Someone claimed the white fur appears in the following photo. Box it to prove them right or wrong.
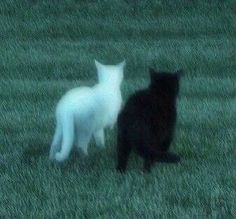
[49,60,125,162]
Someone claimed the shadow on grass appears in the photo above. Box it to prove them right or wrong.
[21,141,197,174]
[21,141,99,172]
[21,143,49,165]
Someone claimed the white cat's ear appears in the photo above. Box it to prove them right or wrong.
[117,60,126,69]
[94,59,104,70]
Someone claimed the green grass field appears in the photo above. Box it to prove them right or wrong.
[0,0,235,218]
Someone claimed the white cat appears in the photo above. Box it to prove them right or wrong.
[49,60,125,162]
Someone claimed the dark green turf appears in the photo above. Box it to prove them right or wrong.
[0,0,235,218]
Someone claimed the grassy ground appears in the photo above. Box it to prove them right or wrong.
[0,0,235,218]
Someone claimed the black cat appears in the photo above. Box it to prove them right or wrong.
[117,68,183,173]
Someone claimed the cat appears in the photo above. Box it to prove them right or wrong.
[117,68,182,172]
[49,60,125,162]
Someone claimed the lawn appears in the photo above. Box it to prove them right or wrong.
[0,0,235,218]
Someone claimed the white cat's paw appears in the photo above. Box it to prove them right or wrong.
[55,152,66,162]
[96,138,105,148]
[81,148,88,156]
[109,124,115,130]
[49,153,55,161]
[98,140,105,148]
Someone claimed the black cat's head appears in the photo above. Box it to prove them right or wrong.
[149,68,183,98]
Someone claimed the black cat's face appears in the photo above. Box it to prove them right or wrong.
[149,68,183,98]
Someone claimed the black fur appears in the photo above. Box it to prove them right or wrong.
[117,68,183,173]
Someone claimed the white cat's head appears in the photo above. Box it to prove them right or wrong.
[94,60,125,87]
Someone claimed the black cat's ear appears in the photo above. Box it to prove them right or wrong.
[149,68,156,81]
[176,69,184,78]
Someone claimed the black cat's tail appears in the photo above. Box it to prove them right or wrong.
[153,152,181,163]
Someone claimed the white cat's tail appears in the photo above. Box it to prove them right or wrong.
[52,113,75,162]
[49,119,62,160]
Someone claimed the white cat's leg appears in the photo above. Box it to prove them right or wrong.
[93,129,105,148]
[49,122,62,160]
[55,115,74,162]
[77,132,92,156]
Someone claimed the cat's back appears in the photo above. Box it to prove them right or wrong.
[56,86,95,113]
[121,88,152,114]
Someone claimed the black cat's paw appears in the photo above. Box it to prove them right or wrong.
[143,167,152,173]
[167,153,181,163]
[143,159,153,173]
[116,165,126,173]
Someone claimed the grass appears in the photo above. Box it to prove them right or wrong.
[0,0,235,218]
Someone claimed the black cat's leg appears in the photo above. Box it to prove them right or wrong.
[143,158,153,173]
[116,129,131,173]
[141,129,156,173]
[117,143,131,173]
[160,138,172,152]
